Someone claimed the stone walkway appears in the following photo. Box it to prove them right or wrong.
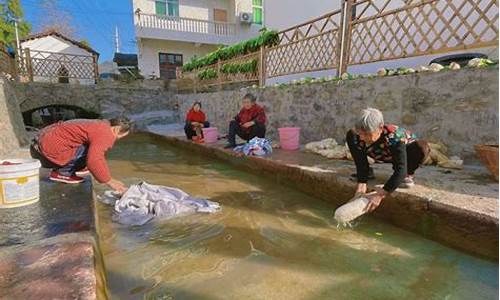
[150,133,499,260]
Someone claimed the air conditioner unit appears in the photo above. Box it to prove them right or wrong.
[239,12,253,24]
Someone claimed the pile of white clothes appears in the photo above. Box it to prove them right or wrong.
[305,138,354,160]
[100,181,221,226]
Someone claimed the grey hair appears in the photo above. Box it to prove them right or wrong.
[355,108,384,132]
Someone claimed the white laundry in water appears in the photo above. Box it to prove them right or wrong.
[100,181,221,226]
[334,192,376,226]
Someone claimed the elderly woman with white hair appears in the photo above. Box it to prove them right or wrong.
[346,108,430,212]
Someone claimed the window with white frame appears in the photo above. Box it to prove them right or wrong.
[155,0,179,17]
[252,0,263,24]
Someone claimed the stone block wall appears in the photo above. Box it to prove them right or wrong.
[1,79,176,156]
[0,79,28,158]
[13,80,174,118]
[176,67,499,161]
[1,67,498,161]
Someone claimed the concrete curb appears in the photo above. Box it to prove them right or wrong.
[147,132,498,260]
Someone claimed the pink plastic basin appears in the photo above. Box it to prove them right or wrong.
[202,127,219,144]
[278,127,301,151]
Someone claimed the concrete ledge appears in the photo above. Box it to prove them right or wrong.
[0,233,97,300]
[0,169,106,299]
[147,133,499,260]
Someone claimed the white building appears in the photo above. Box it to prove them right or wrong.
[20,31,99,85]
[133,0,263,79]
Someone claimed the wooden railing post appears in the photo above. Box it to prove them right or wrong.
[259,46,266,86]
[24,48,34,82]
[10,54,18,80]
[193,75,198,93]
[175,66,181,79]
[216,59,222,90]
[92,54,99,84]
[215,59,223,91]
[337,0,354,76]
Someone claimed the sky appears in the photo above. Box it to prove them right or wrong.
[21,0,137,62]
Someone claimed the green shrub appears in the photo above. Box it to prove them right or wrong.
[183,29,279,72]
[221,59,257,74]
[197,68,217,80]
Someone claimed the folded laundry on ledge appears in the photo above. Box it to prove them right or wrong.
[424,142,463,170]
[100,181,221,226]
[233,137,273,156]
[305,138,377,163]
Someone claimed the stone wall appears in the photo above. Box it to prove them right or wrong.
[0,79,29,158]
[176,67,499,161]
[1,79,178,156]
[2,67,498,161]
[13,80,174,118]
[11,80,177,131]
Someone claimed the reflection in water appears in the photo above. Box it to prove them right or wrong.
[96,134,498,300]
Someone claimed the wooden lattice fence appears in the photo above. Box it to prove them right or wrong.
[17,48,98,83]
[178,0,498,86]
[265,10,343,78]
[346,0,499,66]
[0,47,17,80]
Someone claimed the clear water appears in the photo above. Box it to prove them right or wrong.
[96,134,498,300]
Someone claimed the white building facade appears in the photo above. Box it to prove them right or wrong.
[133,0,264,79]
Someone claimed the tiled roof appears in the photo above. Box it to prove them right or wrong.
[20,30,99,56]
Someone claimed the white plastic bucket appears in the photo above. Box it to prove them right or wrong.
[0,159,41,208]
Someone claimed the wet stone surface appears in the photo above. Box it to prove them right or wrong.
[0,234,96,300]
[0,169,94,247]
[0,168,98,299]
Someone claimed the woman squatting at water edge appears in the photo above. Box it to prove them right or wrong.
[224,93,267,149]
[184,101,210,142]
[346,108,430,212]
[30,117,132,194]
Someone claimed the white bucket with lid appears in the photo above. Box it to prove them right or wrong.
[0,159,41,208]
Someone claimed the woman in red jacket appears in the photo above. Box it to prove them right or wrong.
[184,102,210,141]
[224,93,267,148]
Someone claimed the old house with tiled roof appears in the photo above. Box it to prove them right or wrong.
[20,31,99,85]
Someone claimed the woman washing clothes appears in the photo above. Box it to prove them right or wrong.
[346,108,430,212]
[184,101,210,142]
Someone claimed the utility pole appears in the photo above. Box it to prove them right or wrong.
[14,19,20,56]
[6,12,21,56]
[115,26,120,53]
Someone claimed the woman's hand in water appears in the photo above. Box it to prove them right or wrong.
[107,179,128,195]
[365,189,387,212]
[355,183,367,195]
[365,192,384,212]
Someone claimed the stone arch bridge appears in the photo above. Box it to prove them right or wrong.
[13,81,175,118]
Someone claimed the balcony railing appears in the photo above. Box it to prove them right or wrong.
[136,13,237,36]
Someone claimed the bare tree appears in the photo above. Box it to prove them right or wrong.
[37,0,77,37]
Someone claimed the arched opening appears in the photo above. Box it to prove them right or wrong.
[22,105,100,129]
[57,65,70,83]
